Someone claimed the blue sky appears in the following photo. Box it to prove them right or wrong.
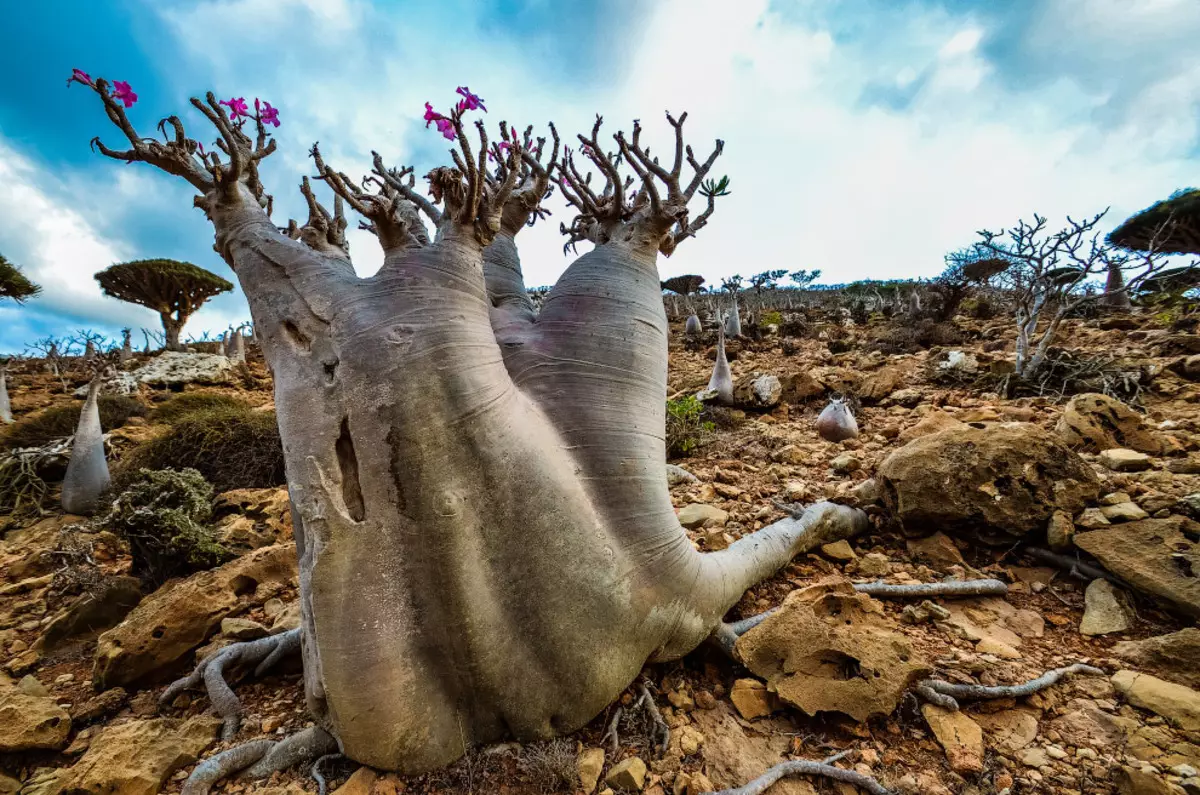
[1,0,1198,352]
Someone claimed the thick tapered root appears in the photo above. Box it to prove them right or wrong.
[854,579,1009,598]
[1023,547,1122,585]
[180,728,338,795]
[181,740,275,795]
[703,758,893,795]
[160,628,302,740]
[916,663,1105,711]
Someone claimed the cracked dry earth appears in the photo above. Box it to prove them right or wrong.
[2,312,1200,795]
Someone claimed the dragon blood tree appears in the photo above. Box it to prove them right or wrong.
[661,274,705,332]
[73,75,868,782]
[0,253,40,303]
[94,259,233,351]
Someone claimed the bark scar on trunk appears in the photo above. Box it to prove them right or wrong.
[335,418,366,522]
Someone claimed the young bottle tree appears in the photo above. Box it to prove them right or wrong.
[661,274,705,333]
[720,274,743,336]
[73,74,867,784]
[94,259,233,351]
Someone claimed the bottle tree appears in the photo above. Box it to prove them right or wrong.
[94,259,233,351]
[72,73,867,782]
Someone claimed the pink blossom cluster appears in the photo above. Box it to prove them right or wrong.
[219,96,281,128]
[424,86,486,141]
[68,69,137,108]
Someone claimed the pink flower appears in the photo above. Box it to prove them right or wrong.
[67,68,93,88]
[435,117,456,141]
[220,97,249,121]
[196,141,206,155]
[112,80,138,108]
[455,86,486,112]
[423,102,442,127]
[255,98,281,128]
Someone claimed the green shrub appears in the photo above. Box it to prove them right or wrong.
[761,310,783,327]
[95,467,230,584]
[2,395,147,450]
[152,391,250,423]
[116,404,285,492]
[666,395,715,459]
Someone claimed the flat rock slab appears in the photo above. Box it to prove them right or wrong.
[79,351,237,396]
[1112,670,1200,731]
[62,715,220,795]
[1113,629,1200,689]
[0,683,71,752]
[1075,517,1200,618]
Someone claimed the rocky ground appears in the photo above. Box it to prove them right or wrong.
[1,310,1199,795]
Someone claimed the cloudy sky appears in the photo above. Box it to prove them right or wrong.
[1,0,1197,352]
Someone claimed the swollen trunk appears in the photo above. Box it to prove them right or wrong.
[707,326,734,405]
[0,370,11,424]
[725,298,742,337]
[61,379,110,515]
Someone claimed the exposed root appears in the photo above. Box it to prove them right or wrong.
[916,663,1105,711]
[636,682,670,757]
[311,752,344,795]
[160,628,302,740]
[244,726,339,778]
[181,727,338,795]
[181,740,274,795]
[702,751,892,795]
[1023,547,1124,585]
[602,705,623,754]
[853,579,1008,598]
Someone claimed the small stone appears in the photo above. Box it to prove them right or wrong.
[1100,502,1150,523]
[901,600,950,624]
[1018,747,1050,767]
[1076,508,1112,529]
[922,704,984,773]
[1167,458,1200,475]
[263,598,285,619]
[606,756,648,791]
[1080,579,1133,636]
[854,552,891,578]
[677,726,704,756]
[829,453,861,475]
[1099,449,1153,472]
[70,688,128,723]
[220,617,270,640]
[782,481,808,501]
[1046,511,1075,551]
[685,773,713,795]
[667,689,693,711]
[261,715,285,733]
[977,637,1021,659]
[820,540,857,561]
[677,503,728,529]
[1114,766,1176,795]
[17,675,49,697]
[693,690,716,710]
[578,747,605,793]
[332,766,378,794]
[1100,491,1132,506]
[53,673,74,685]
[906,532,965,571]
[729,678,776,720]
[1045,744,1068,760]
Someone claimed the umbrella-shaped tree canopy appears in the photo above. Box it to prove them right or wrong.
[0,254,40,303]
[1108,188,1200,255]
[661,274,705,295]
[95,259,233,351]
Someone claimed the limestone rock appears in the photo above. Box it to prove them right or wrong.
[1056,393,1165,455]
[905,532,965,571]
[665,465,699,486]
[220,617,269,640]
[1080,579,1133,636]
[93,543,297,688]
[730,678,778,720]
[829,453,860,475]
[270,601,302,634]
[896,410,967,444]
[211,487,293,551]
[690,703,818,795]
[1046,511,1075,551]
[1113,629,1200,689]
[62,715,221,795]
[0,680,71,751]
[735,579,929,722]
[1099,448,1153,473]
[1112,670,1200,731]
[40,575,142,651]
[71,687,128,723]
[974,708,1040,756]
[578,747,605,793]
[820,540,856,561]
[878,423,1100,543]
[79,351,236,396]
[921,704,984,773]
[1101,502,1151,522]
[733,373,782,409]
[1114,767,1176,795]
[331,766,377,795]
[859,367,905,404]
[606,757,647,791]
[780,371,824,403]
[1075,517,1200,617]
[677,503,728,529]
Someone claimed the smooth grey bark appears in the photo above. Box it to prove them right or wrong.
[724,297,742,337]
[0,367,11,424]
[815,398,859,442]
[119,329,133,363]
[61,376,110,515]
[684,314,701,334]
[232,329,246,363]
[707,324,734,404]
[1102,260,1132,309]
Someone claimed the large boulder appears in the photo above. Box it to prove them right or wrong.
[878,423,1100,543]
[735,579,929,722]
[732,373,782,409]
[61,716,220,795]
[93,543,297,688]
[78,351,236,396]
[1113,629,1200,689]
[1111,670,1200,732]
[1055,393,1164,455]
[0,678,71,752]
[1074,517,1200,618]
[211,487,294,551]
